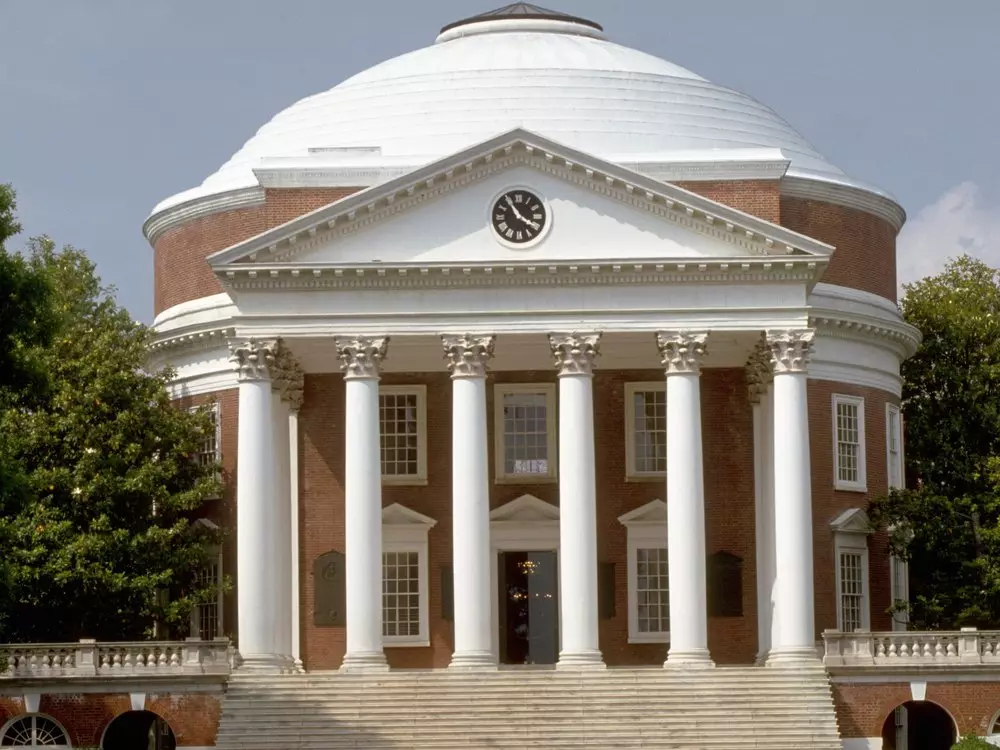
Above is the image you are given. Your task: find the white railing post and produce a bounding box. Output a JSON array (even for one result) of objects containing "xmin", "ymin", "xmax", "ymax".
[
  {"xmin": 960, "ymin": 627, "xmax": 982, "ymax": 664},
  {"xmin": 822, "ymin": 629, "xmax": 844, "ymax": 666},
  {"xmin": 183, "ymin": 637, "xmax": 203, "ymax": 669},
  {"xmin": 74, "ymin": 639, "xmax": 98, "ymax": 676}
]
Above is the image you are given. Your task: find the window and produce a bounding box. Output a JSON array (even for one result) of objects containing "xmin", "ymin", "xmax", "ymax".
[
  {"xmin": 379, "ymin": 386, "xmax": 427, "ymax": 484},
  {"xmin": 381, "ymin": 503, "xmax": 436, "ymax": 647},
  {"xmin": 890, "ymin": 554, "xmax": 910, "ymax": 631},
  {"xmin": 494, "ymin": 384, "xmax": 557, "ymax": 482},
  {"xmin": 832, "ymin": 395, "xmax": 867, "ymax": 491},
  {"xmin": 886, "ymin": 403, "xmax": 904, "ymax": 490},
  {"xmin": 190, "ymin": 402, "xmax": 220, "ymax": 469},
  {"xmin": 190, "ymin": 546, "xmax": 223, "ymax": 640},
  {"xmin": 625, "ymin": 383, "xmax": 666, "ymax": 479},
  {"xmin": 618, "ymin": 499, "xmax": 670, "ymax": 643},
  {"xmin": 830, "ymin": 508, "xmax": 872, "ymax": 632},
  {"xmin": 0, "ymin": 715, "xmax": 71, "ymax": 747}
]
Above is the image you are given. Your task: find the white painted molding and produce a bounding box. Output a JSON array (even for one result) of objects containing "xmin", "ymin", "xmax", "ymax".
[
  {"xmin": 144, "ymin": 187, "xmax": 265, "ymax": 245},
  {"xmin": 910, "ymin": 680, "xmax": 927, "ymax": 701},
  {"xmin": 22, "ymin": 693, "xmax": 40, "ymax": 714},
  {"xmin": 129, "ymin": 692, "xmax": 146, "ymax": 711}
]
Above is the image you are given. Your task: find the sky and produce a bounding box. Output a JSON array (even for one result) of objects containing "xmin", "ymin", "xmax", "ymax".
[{"xmin": 2, "ymin": 0, "xmax": 998, "ymax": 321}]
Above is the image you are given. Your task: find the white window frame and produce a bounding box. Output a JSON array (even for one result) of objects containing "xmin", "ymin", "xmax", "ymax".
[
  {"xmin": 381, "ymin": 503, "xmax": 436, "ymax": 647},
  {"xmin": 624, "ymin": 382, "xmax": 667, "ymax": 481},
  {"xmin": 886, "ymin": 403, "xmax": 909, "ymax": 630},
  {"xmin": 831, "ymin": 508, "xmax": 872, "ymax": 632},
  {"xmin": 189, "ymin": 544, "xmax": 224, "ymax": 640},
  {"xmin": 379, "ymin": 385, "xmax": 428, "ymax": 486},
  {"xmin": 493, "ymin": 383, "xmax": 558, "ymax": 484},
  {"xmin": 189, "ymin": 401, "xmax": 222, "ymax": 490},
  {"xmin": 889, "ymin": 553, "xmax": 910, "ymax": 631},
  {"xmin": 618, "ymin": 499, "xmax": 669, "ymax": 644},
  {"xmin": 832, "ymin": 394, "xmax": 867, "ymax": 492},
  {"xmin": 0, "ymin": 714, "xmax": 72, "ymax": 747}
]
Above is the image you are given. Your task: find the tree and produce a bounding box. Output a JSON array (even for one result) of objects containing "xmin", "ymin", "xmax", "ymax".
[
  {"xmin": 0, "ymin": 236, "xmax": 224, "ymax": 642},
  {"xmin": 952, "ymin": 735, "xmax": 994, "ymax": 750},
  {"xmin": 870, "ymin": 256, "xmax": 1000, "ymax": 628}
]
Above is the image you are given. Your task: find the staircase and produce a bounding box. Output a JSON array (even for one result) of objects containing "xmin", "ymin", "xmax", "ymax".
[{"xmin": 215, "ymin": 665, "xmax": 843, "ymax": 749}]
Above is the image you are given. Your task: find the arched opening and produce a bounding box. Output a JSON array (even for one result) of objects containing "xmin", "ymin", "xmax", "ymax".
[
  {"xmin": 101, "ymin": 711, "xmax": 175, "ymax": 750},
  {"xmin": 881, "ymin": 701, "xmax": 957, "ymax": 750},
  {"xmin": 0, "ymin": 714, "xmax": 72, "ymax": 746}
]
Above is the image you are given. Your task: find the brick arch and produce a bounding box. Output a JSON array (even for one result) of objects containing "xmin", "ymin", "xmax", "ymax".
[
  {"xmin": 146, "ymin": 694, "xmax": 222, "ymax": 747},
  {"xmin": 878, "ymin": 699, "xmax": 960, "ymax": 744},
  {"xmin": 38, "ymin": 694, "xmax": 130, "ymax": 749}
]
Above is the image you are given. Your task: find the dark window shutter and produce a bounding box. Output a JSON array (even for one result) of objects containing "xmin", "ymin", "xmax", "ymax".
[
  {"xmin": 441, "ymin": 564, "xmax": 454, "ymax": 622},
  {"xmin": 313, "ymin": 550, "xmax": 346, "ymax": 626},
  {"xmin": 599, "ymin": 562, "xmax": 616, "ymax": 619},
  {"xmin": 708, "ymin": 551, "xmax": 743, "ymax": 618}
]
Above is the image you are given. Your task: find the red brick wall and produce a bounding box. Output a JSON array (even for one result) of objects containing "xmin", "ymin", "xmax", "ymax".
[
  {"xmin": 676, "ymin": 179, "xmax": 781, "ymax": 223},
  {"xmin": 175, "ymin": 389, "xmax": 239, "ymax": 641},
  {"xmin": 153, "ymin": 188, "xmax": 361, "ymax": 315},
  {"xmin": 809, "ymin": 381, "xmax": 900, "ymax": 635},
  {"xmin": 833, "ymin": 681, "xmax": 1000, "ymax": 738},
  {"xmin": 300, "ymin": 368, "xmax": 757, "ymax": 669},
  {"xmin": 0, "ymin": 692, "xmax": 221, "ymax": 748},
  {"xmin": 781, "ymin": 196, "xmax": 898, "ymax": 302}
]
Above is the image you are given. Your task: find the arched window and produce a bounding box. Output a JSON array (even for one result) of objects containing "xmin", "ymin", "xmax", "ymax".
[{"xmin": 0, "ymin": 715, "xmax": 71, "ymax": 747}]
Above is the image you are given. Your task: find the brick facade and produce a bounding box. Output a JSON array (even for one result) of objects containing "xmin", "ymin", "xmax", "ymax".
[
  {"xmin": 0, "ymin": 691, "xmax": 222, "ymax": 748},
  {"xmin": 291, "ymin": 368, "xmax": 899, "ymax": 669}
]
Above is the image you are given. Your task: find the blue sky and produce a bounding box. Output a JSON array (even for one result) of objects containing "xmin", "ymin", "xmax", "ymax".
[{"xmin": 2, "ymin": 0, "xmax": 998, "ymax": 320}]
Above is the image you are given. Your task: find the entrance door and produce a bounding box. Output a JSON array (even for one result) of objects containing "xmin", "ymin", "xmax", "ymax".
[{"xmin": 498, "ymin": 550, "xmax": 559, "ymax": 665}]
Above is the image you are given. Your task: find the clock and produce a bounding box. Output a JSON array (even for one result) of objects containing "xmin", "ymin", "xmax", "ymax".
[{"xmin": 491, "ymin": 189, "xmax": 548, "ymax": 245}]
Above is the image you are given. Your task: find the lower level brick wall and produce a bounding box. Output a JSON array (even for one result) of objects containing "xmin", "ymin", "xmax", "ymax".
[
  {"xmin": 0, "ymin": 692, "xmax": 222, "ymax": 748},
  {"xmin": 833, "ymin": 681, "xmax": 1000, "ymax": 739}
]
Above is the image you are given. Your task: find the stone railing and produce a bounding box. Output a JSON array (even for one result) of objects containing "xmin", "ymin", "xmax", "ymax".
[
  {"xmin": 823, "ymin": 627, "xmax": 1000, "ymax": 668},
  {"xmin": 0, "ymin": 638, "xmax": 234, "ymax": 679}
]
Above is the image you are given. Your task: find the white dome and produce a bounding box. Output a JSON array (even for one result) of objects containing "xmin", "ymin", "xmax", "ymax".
[{"xmin": 153, "ymin": 5, "xmax": 874, "ymax": 215}]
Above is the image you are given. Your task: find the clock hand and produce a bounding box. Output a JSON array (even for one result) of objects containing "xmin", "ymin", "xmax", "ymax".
[{"xmin": 504, "ymin": 195, "xmax": 529, "ymax": 224}]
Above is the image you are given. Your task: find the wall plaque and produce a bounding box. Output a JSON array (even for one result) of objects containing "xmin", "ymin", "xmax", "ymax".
[{"xmin": 314, "ymin": 550, "xmax": 346, "ymax": 627}]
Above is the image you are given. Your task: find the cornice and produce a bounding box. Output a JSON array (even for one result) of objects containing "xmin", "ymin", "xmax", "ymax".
[
  {"xmin": 149, "ymin": 326, "xmax": 236, "ymax": 354},
  {"xmin": 143, "ymin": 187, "xmax": 265, "ymax": 245},
  {"xmin": 219, "ymin": 257, "xmax": 825, "ymax": 292},
  {"xmin": 810, "ymin": 313, "xmax": 920, "ymax": 359},
  {"xmin": 781, "ymin": 175, "xmax": 906, "ymax": 231},
  {"xmin": 207, "ymin": 132, "xmax": 835, "ymax": 268}
]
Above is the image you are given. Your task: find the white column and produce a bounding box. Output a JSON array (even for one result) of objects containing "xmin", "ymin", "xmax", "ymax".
[
  {"xmin": 766, "ymin": 329, "xmax": 818, "ymax": 664},
  {"xmin": 550, "ymin": 333, "xmax": 605, "ymax": 670},
  {"xmin": 747, "ymin": 339, "xmax": 774, "ymax": 663},
  {"xmin": 443, "ymin": 334, "xmax": 496, "ymax": 669},
  {"xmin": 289, "ymin": 408, "xmax": 302, "ymax": 670},
  {"xmin": 231, "ymin": 339, "xmax": 286, "ymax": 672},
  {"xmin": 271, "ymin": 392, "xmax": 293, "ymax": 666},
  {"xmin": 337, "ymin": 336, "xmax": 390, "ymax": 672},
  {"xmin": 657, "ymin": 331, "xmax": 713, "ymax": 668}
]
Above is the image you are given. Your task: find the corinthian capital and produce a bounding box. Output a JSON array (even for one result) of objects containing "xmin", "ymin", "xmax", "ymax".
[
  {"xmin": 656, "ymin": 331, "xmax": 709, "ymax": 375},
  {"xmin": 335, "ymin": 336, "xmax": 388, "ymax": 380},
  {"xmin": 442, "ymin": 334, "xmax": 495, "ymax": 379},
  {"xmin": 549, "ymin": 332, "xmax": 601, "ymax": 376},
  {"xmin": 229, "ymin": 338, "xmax": 279, "ymax": 382},
  {"xmin": 273, "ymin": 346, "xmax": 305, "ymax": 410},
  {"xmin": 766, "ymin": 329, "xmax": 815, "ymax": 374},
  {"xmin": 745, "ymin": 336, "xmax": 773, "ymax": 403}
]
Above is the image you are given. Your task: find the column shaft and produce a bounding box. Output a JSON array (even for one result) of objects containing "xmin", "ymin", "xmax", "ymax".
[
  {"xmin": 658, "ymin": 331, "xmax": 713, "ymax": 668},
  {"xmin": 767, "ymin": 330, "xmax": 817, "ymax": 663},
  {"xmin": 445, "ymin": 334, "xmax": 496, "ymax": 669},
  {"xmin": 339, "ymin": 337, "xmax": 390, "ymax": 672},
  {"xmin": 289, "ymin": 409, "xmax": 302, "ymax": 670},
  {"xmin": 271, "ymin": 395, "xmax": 293, "ymax": 665}
]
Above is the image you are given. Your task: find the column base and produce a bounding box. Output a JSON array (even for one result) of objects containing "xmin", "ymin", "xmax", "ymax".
[
  {"xmin": 449, "ymin": 651, "xmax": 497, "ymax": 670},
  {"xmin": 340, "ymin": 651, "xmax": 390, "ymax": 673},
  {"xmin": 766, "ymin": 646, "xmax": 821, "ymax": 667},
  {"xmin": 292, "ymin": 658, "xmax": 305, "ymax": 674},
  {"xmin": 238, "ymin": 653, "xmax": 297, "ymax": 674},
  {"xmin": 664, "ymin": 648, "xmax": 714, "ymax": 669},
  {"xmin": 556, "ymin": 650, "xmax": 606, "ymax": 670}
]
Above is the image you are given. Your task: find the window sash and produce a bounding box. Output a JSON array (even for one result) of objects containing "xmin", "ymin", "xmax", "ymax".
[
  {"xmin": 635, "ymin": 547, "xmax": 670, "ymax": 634},
  {"xmin": 838, "ymin": 550, "xmax": 865, "ymax": 632},
  {"xmin": 378, "ymin": 386, "xmax": 427, "ymax": 484},
  {"xmin": 624, "ymin": 382, "xmax": 667, "ymax": 479},
  {"xmin": 833, "ymin": 396, "xmax": 866, "ymax": 490},
  {"xmin": 494, "ymin": 384, "xmax": 557, "ymax": 482},
  {"xmin": 382, "ymin": 551, "xmax": 421, "ymax": 638}
]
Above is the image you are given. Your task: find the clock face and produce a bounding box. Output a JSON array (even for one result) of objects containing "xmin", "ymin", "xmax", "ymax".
[{"xmin": 491, "ymin": 189, "xmax": 547, "ymax": 244}]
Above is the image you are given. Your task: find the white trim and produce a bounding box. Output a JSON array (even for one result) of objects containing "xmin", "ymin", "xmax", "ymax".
[
  {"xmin": 831, "ymin": 509, "xmax": 872, "ymax": 633},
  {"xmin": 781, "ymin": 174, "xmax": 905, "ymax": 232},
  {"xmin": 618, "ymin": 499, "xmax": 669, "ymax": 644},
  {"xmin": 624, "ymin": 382, "xmax": 667, "ymax": 480},
  {"xmin": 144, "ymin": 186, "xmax": 266, "ymax": 245},
  {"xmin": 381, "ymin": 503, "xmax": 436, "ymax": 648},
  {"xmin": 886, "ymin": 403, "xmax": 903, "ymax": 491},
  {"xmin": 378, "ymin": 385, "xmax": 428, "ymax": 486},
  {"xmin": 833, "ymin": 394, "xmax": 867, "ymax": 492},
  {"xmin": 493, "ymin": 383, "xmax": 558, "ymax": 484},
  {"xmin": 488, "ymin": 495, "xmax": 561, "ymax": 661}
]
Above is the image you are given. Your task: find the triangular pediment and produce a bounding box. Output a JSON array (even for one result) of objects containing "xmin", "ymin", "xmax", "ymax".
[
  {"xmin": 830, "ymin": 507, "xmax": 872, "ymax": 535},
  {"xmin": 208, "ymin": 129, "xmax": 833, "ymax": 273},
  {"xmin": 382, "ymin": 503, "xmax": 437, "ymax": 528},
  {"xmin": 618, "ymin": 499, "xmax": 667, "ymax": 526},
  {"xmin": 490, "ymin": 494, "xmax": 559, "ymax": 523}
]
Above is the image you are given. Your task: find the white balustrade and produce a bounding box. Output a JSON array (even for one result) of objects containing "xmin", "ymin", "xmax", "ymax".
[
  {"xmin": 0, "ymin": 638, "xmax": 233, "ymax": 679},
  {"xmin": 823, "ymin": 628, "xmax": 1000, "ymax": 668}
]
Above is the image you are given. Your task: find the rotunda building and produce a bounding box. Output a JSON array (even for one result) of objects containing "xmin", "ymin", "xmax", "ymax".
[{"xmin": 145, "ymin": 4, "xmax": 927, "ymax": 747}]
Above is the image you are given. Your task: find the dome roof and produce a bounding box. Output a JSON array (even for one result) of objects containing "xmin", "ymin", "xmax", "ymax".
[{"xmin": 153, "ymin": 5, "xmax": 880, "ymax": 215}]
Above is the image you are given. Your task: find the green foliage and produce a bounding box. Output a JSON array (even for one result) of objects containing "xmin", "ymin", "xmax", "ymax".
[
  {"xmin": 870, "ymin": 256, "xmax": 1000, "ymax": 628},
  {"xmin": 952, "ymin": 735, "xmax": 995, "ymax": 749},
  {"xmin": 0, "ymin": 235, "xmax": 224, "ymax": 642}
]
